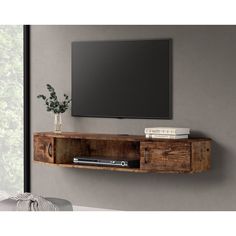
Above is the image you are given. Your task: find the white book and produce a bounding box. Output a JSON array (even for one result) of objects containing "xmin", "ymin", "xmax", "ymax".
[
  {"xmin": 144, "ymin": 127, "xmax": 190, "ymax": 135},
  {"xmin": 145, "ymin": 134, "xmax": 188, "ymax": 139}
]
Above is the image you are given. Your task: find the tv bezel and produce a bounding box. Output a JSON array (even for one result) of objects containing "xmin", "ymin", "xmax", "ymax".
[{"xmin": 71, "ymin": 38, "xmax": 172, "ymax": 119}]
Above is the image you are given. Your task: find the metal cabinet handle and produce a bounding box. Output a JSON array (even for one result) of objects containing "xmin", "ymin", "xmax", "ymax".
[{"xmin": 48, "ymin": 143, "xmax": 52, "ymax": 157}]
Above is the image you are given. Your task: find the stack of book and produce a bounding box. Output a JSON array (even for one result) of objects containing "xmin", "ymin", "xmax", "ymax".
[{"xmin": 145, "ymin": 127, "xmax": 190, "ymax": 139}]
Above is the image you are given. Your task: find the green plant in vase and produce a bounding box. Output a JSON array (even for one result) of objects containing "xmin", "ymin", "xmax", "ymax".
[{"xmin": 37, "ymin": 84, "xmax": 71, "ymax": 133}]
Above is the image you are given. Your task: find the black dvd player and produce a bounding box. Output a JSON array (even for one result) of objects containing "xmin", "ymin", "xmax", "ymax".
[{"xmin": 73, "ymin": 157, "xmax": 140, "ymax": 168}]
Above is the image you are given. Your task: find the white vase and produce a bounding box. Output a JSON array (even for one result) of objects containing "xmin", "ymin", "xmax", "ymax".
[{"xmin": 54, "ymin": 113, "xmax": 62, "ymax": 133}]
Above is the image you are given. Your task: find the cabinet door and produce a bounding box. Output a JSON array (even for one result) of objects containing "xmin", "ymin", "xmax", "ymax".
[
  {"xmin": 34, "ymin": 135, "xmax": 54, "ymax": 163},
  {"xmin": 140, "ymin": 141, "xmax": 191, "ymax": 172}
]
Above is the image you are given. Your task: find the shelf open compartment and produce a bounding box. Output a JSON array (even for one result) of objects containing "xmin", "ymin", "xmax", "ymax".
[{"xmin": 55, "ymin": 138, "xmax": 140, "ymax": 164}]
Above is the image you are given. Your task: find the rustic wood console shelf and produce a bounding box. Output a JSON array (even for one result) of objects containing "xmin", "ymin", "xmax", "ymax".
[{"xmin": 34, "ymin": 132, "xmax": 211, "ymax": 173}]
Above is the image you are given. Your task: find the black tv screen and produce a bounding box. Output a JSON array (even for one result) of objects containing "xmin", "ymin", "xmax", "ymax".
[{"xmin": 72, "ymin": 39, "xmax": 172, "ymax": 119}]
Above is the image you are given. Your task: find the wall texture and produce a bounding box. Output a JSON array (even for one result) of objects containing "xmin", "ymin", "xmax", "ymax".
[{"xmin": 31, "ymin": 25, "xmax": 236, "ymax": 210}]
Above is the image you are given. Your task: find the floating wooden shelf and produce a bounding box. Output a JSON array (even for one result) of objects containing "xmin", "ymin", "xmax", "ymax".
[{"xmin": 34, "ymin": 132, "xmax": 212, "ymax": 174}]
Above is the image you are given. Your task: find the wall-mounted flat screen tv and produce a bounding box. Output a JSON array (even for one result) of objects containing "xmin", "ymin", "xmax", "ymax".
[{"xmin": 72, "ymin": 39, "xmax": 172, "ymax": 119}]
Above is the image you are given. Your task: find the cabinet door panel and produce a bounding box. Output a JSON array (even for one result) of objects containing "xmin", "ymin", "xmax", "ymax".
[
  {"xmin": 140, "ymin": 142, "xmax": 191, "ymax": 172},
  {"xmin": 34, "ymin": 135, "xmax": 54, "ymax": 163}
]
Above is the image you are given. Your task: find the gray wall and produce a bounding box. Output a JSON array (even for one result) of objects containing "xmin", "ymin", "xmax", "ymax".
[{"xmin": 31, "ymin": 26, "xmax": 236, "ymax": 210}]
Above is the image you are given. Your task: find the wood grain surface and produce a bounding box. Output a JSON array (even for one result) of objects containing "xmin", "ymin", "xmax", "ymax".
[
  {"xmin": 34, "ymin": 135, "xmax": 54, "ymax": 163},
  {"xmin": 191, "ymin": 140, "xmax": 211, "ymax": 172},
  {"xmin": 33, "ymin": 132, "xmax": 212, "ymax": 173},
  {"xmin": 140, "ymin": 141, "xmax": 191, "ymax": 172},
  {"xmin": 34, "ymin": 132, "xmax": 211, "ymax": 142}
]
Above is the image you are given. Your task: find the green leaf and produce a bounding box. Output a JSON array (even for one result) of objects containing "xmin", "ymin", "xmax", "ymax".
[
  {"xmin": 37, "ymin": 83, "xmax": 71, "ymax": 114},
  {"xmin": 37, "ymin": 94, "xmax": 46, "ymax": 100}
]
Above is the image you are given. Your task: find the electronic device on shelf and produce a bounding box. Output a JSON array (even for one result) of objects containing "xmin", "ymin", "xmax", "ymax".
[{"xmin": 73, "ymin": 157, "xmax": 140, "ymax": 168}]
